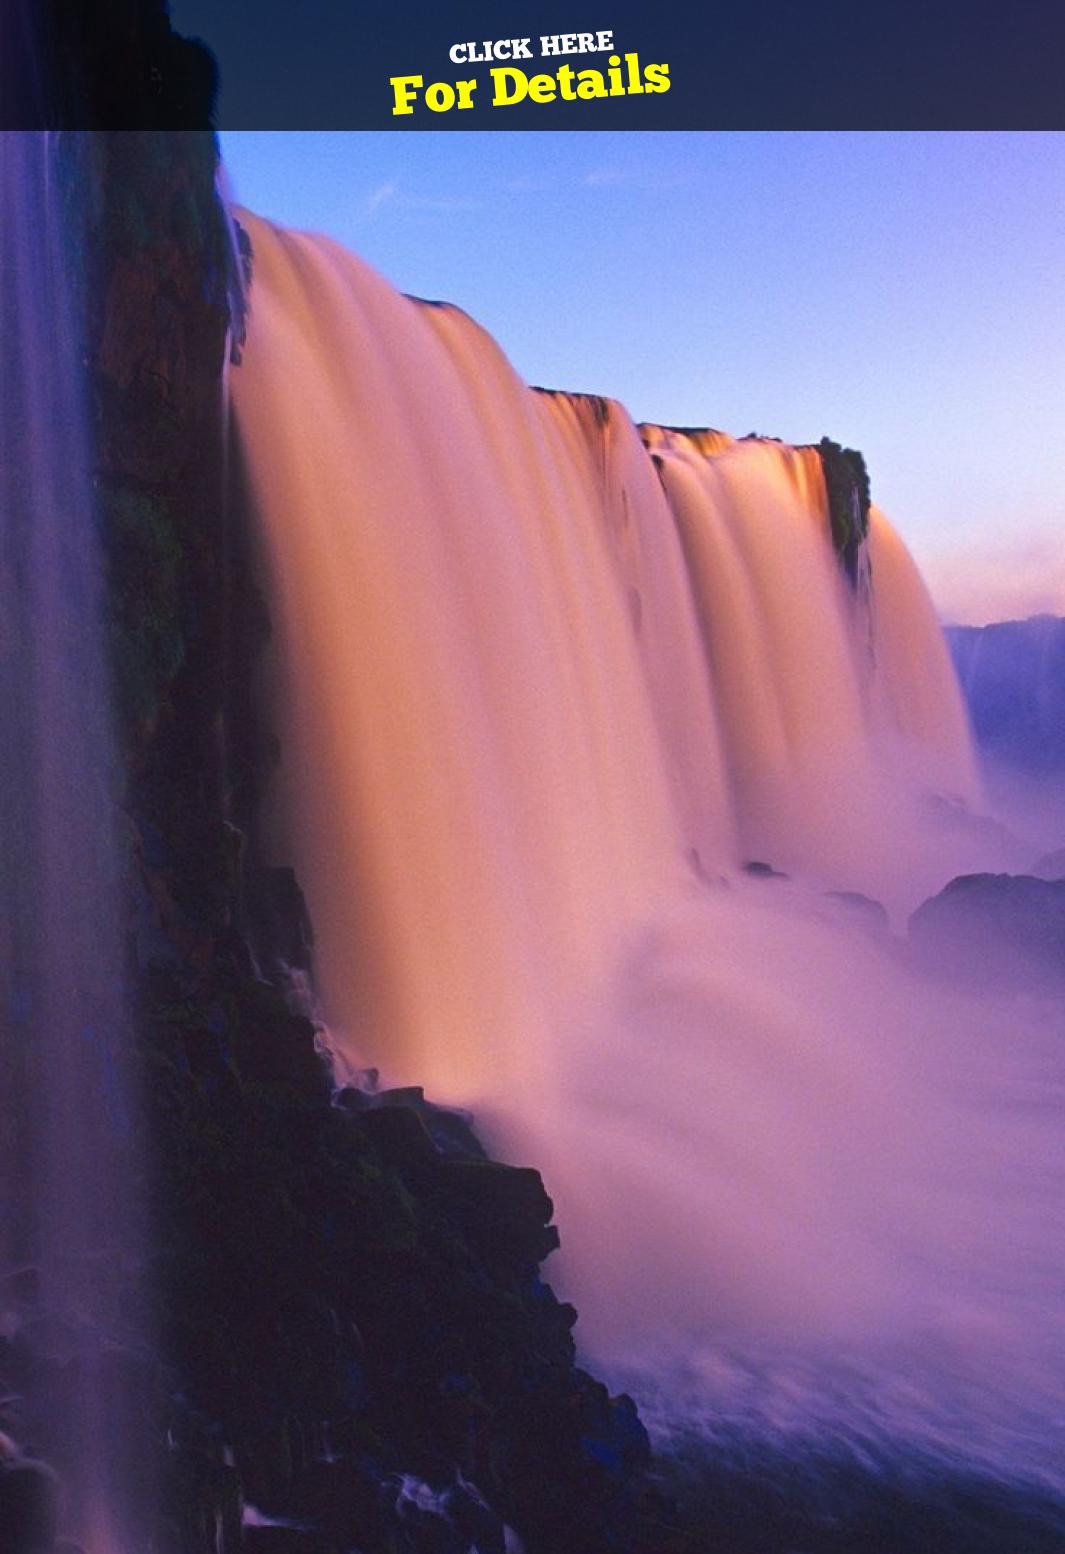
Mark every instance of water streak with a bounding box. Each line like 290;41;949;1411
0;132;148;1552
232;210;1062;1501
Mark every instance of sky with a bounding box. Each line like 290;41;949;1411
221;132;1065;623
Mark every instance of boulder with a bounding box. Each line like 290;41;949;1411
908;873;1065;988
743;860;788;881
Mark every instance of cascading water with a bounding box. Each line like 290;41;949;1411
0;132;149;1551
232;211;1065;1511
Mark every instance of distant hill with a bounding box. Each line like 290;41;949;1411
948;615;1065;775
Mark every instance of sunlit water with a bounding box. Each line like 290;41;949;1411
232;209;1064;1517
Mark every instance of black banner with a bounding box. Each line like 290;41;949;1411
3;0;1064;129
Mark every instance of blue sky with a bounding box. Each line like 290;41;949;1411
221;132;1065;621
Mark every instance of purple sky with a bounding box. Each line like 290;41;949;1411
222;132;1065;622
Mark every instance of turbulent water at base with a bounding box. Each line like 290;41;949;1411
0;134;148;1551
232;211;1065;1514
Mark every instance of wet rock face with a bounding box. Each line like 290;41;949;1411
908;873;1065;989
145;958;650;1553
743;860;789;880
816;438;871;584
15;128;659;1554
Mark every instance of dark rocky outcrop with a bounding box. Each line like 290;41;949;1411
743;860;789;880
143;954;654;1552
815;438;870;584
908;873;1065;989
0;128;671;1554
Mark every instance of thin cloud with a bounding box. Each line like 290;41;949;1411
363;181;398;216
362;180;482;218
583;166;693;191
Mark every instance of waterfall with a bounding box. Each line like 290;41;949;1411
232;211;1065;1497
232;211;979;1085
0;133;148;1552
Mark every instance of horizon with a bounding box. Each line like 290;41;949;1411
221;130;1065;625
